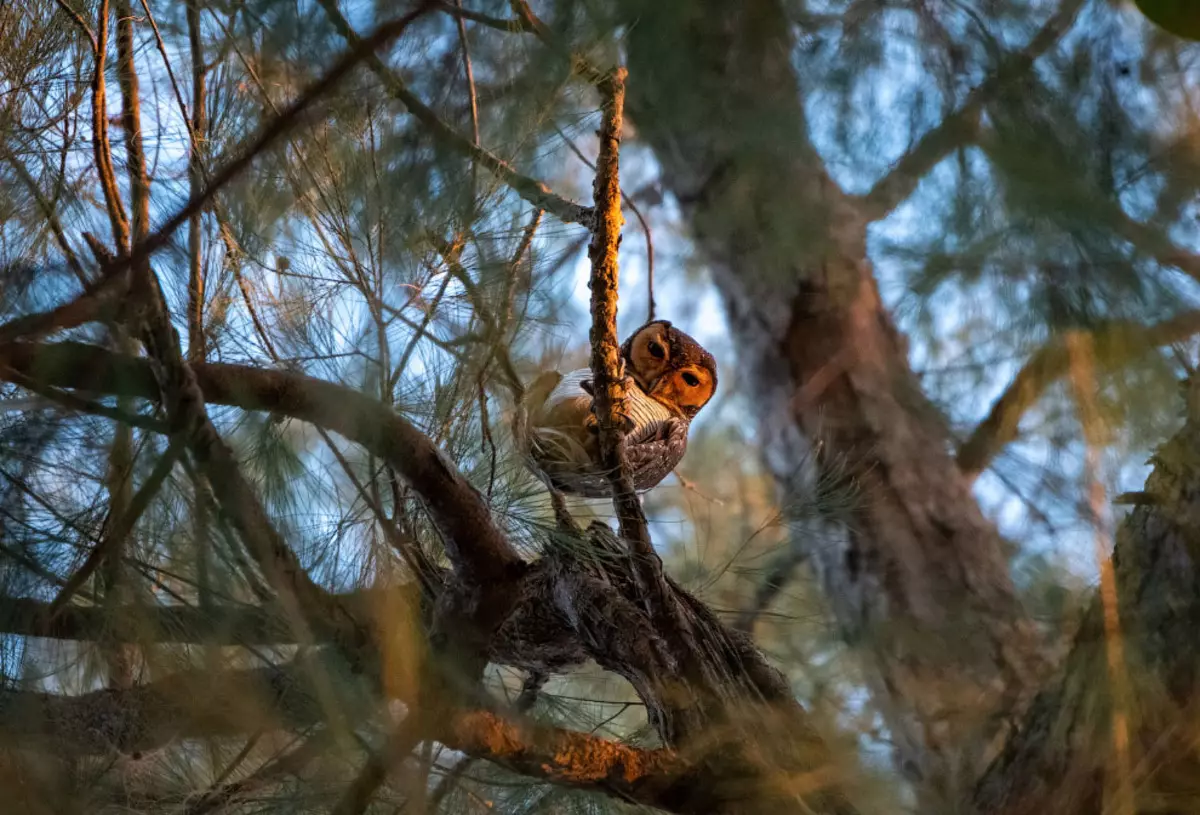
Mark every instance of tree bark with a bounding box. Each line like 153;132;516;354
973;375;1200;813
620;0;1049;805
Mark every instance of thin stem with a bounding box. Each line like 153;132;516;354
1065;332;1134;815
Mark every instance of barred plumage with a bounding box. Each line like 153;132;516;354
520;320;717;498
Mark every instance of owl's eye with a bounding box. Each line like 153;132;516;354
648;341;666;359
682;372;700;387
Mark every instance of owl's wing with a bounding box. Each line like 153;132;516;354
621;417;689;492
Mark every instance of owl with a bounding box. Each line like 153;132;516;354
520;320;717;498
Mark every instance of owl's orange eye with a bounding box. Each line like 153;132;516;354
682;372;700;387
648;341;666;359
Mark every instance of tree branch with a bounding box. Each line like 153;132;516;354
75;3;438;298
0;341;521;588
0;595;309;645
0;662;704;812
973;374;1200;813
0;661;342;755
956;309;1200;480
854;0;1086;222
315;0;592;226
47;437;185;618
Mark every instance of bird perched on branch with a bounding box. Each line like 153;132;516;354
518;319;717;497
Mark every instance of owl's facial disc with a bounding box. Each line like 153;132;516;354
626;322;673;391
649;364;716;418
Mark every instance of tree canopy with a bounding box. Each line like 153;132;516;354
4;1;1200;813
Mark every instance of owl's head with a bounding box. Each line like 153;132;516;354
620;319;717;419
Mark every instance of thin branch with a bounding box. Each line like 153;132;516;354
854;0;1086;221
315;0;592;226
957;308;1200;480
330;716;426;815
186;0;207;361
1065;332;1134;815
553;124;656;321
437;709;682;805
454;0;481;197
0;341;522;587
0;670;693;812
114;0;150;246
508;0;607;85
47;438;186;619
585;69;666;615
109;0;152;691
0;366;167;431
0;595;307;644
90;0;132;252
53;0;98;54
433;0;533;32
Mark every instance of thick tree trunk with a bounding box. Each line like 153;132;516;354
621;0;1047;805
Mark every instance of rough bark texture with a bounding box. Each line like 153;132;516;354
620;0;1048;805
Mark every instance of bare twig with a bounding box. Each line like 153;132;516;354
316;0;592;226
855;0;1086;221
47;438;186;619
553;124;655;321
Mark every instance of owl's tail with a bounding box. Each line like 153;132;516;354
511;370;563;479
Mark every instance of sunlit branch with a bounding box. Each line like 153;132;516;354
585;68;668;614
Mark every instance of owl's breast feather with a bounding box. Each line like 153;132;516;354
547;369;674;439
526;368;683;497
